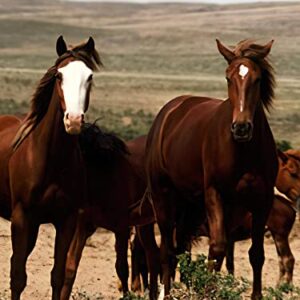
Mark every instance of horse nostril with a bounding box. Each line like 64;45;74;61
66;113;69;119
231;122;237;132
232;122;253;139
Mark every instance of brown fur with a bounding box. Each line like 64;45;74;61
145;39;278;300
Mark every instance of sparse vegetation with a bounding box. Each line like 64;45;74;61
174;253;249;300
263;283;300;300
1;1;300;299
87;108;154;141
276;139;293;151
71;290;104;300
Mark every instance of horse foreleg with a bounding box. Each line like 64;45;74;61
60;212;94;300
115;229;130;296
272;233;294;285
138;223;160;300
51;213;77;300
249;209;269;300
205;186;226;271
130;229;147;293
225;238;235;275
10;203;39;300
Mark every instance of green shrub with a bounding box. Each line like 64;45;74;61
263;283;300;300
276;140;293;152
175;252;249;300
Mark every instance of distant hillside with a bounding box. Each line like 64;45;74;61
0;1;300;144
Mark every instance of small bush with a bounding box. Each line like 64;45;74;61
276;140;293;151
175;252;249;300
263;283;300;300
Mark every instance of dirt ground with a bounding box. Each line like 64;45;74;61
1;217;300;299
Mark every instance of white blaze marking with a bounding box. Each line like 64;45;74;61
240;100;244;112
238;64;249;112
239;64;249;80
58;61;92;116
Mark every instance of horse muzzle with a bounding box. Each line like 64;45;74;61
63;112;84;135
231;122;253;142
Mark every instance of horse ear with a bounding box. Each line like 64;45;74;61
84;37;95;54
216;39;235;64
277;149;289;164
56;35;67;57
258;40;274;59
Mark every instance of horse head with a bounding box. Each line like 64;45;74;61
55;36;100;135
216;39;275;142
277;149;300;209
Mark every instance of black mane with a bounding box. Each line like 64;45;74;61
79;122;129;167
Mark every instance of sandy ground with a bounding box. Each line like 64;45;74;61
1;218;300;299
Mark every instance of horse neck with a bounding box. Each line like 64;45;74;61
31;87;78;162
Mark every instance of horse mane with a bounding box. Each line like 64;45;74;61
79;122;129;168
233;39;276;111
12;43;102;151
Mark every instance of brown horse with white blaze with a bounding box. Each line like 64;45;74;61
145;39;278;300
0;36;101;300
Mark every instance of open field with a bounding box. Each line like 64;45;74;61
0;0;300;143
1;1;300;299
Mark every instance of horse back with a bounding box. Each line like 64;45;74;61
146;95;223;190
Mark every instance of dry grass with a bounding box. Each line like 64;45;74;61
0;0;300;144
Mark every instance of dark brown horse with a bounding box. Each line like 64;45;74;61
145;39;278;300
223;149;300;284
0;36;101;300
60;127;159;300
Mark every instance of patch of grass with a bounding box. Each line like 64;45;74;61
71;290;144;300
71;290;104;300
0;98;28;115
262;283;300;300
276;139;293;151
175;253;249;300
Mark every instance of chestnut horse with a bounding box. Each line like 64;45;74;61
145;39;278;300
131;149;300;290
0;36;101;300
60;127;159;300
224;149;300;284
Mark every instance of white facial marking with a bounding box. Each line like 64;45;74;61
58;61;92;116
239;64;249;80
240;100;244;112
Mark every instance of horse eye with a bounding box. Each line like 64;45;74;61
290;172;298;178
87;74;93;82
